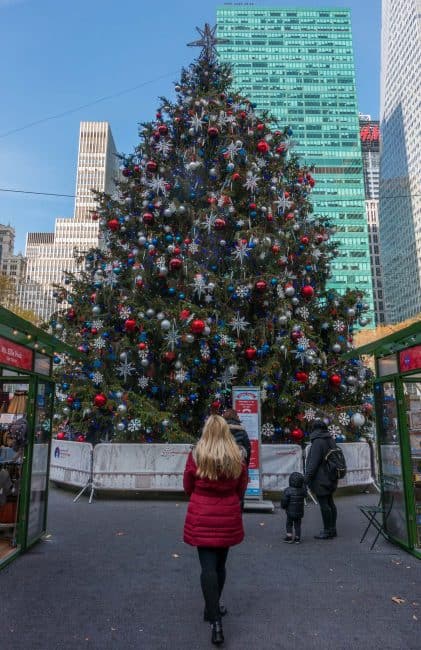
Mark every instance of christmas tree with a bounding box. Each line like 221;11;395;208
52;25;372;444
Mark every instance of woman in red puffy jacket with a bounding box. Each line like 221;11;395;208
183;414;248;646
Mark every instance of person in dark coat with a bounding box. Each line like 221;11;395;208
183;415;248;646
305;420;338;539
222;409;251;466
281;471;307;544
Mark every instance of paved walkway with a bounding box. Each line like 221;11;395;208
0;487;420;649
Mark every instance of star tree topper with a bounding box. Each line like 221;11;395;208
187;24;228;62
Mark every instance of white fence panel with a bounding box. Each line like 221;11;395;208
50;441;93;488
92;443;192;491
261;445;303;490
338;442;373;487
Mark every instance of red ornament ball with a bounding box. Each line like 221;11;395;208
66;396;74;405
255;280;267;293
93;393;107;408
301;285;315;299
107;219;120;231
329;374;342;387
158;124;168;135
190;319;205;335
291;330;303;343
179;309;191;320
257;139;270;154
169;257;183;271
291;427;304;442
272;244;280;254
91;211;99;221
207;126;219;137
245;347;257;360
124;318;137;332
214;218;226;230
138;342;147;350
76;435;86;443
142;212;154;225
57;432;66;440
163;351;176;363
295;371;309;384
300;236;309;245
232;172;241;182
146;160;157;172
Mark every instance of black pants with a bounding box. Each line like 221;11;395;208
318;494;337;532
286;516;302;539
197;547;229;622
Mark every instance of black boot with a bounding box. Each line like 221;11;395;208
329;529;337;538
314;530;332;539
211;621;224;646
204;604;227;622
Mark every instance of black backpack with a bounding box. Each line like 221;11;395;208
324;444;347;480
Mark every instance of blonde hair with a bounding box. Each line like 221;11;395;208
195;415;243;481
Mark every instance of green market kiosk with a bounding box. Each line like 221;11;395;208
353;321;421;559
0;306;79;568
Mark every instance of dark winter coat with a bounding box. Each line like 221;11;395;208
225;417;251;466
281;472;307;519
183;451;248;548
305;427;338;497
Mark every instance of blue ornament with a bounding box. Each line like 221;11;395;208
270;278;278;286
178;292;185;300
165;234;173;243
227;285;234;293
168;287;176;296
250;211;257;218
53;356;61;364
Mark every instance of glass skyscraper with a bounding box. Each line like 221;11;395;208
217;6;374;315
379;0;421;323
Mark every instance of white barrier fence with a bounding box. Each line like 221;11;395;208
50;440;93;488
93;444;190;491
49;441;374;494
261;445;303;490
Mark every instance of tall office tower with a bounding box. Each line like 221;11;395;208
217;6;374;317
359;115;385;325
0;223;27;306
379;0;421;323
19;122;119;321
0;224;15;263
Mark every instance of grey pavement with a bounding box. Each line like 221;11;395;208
0;487;420;650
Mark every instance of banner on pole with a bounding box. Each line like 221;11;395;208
232;386;262;499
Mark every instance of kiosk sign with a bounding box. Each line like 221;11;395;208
0;336;33;371
232;387;261;498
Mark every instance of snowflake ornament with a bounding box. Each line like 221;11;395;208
226;141;239;159
91;320;104;330
175;369;188;383
231;241;251;265
220;334;230;345
128;418;142;432
119;307;132;320
201;344;211;360
274;193;293;214
244;173;259;192
188;242;199;254
189;114;203;132
328;424;342;438
148;176;168;196
164;323;180;351
93;337;107;350
91;371;104;385
236;285;249;299
230;313;250;336
308;371;318;387
138;376;150;389
201;213;216;234
338;412;351;426
304;408;316;421
261;423;275;438
192;274;207;299
297;307;310;320
333;320;346;333
155;139;172;157
117;360;136;382
277;285;285;299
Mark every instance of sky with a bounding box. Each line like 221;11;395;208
0;0;381;253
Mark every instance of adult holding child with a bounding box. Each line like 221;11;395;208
183;415;248;646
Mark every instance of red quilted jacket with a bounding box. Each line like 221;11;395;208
183;451;248;548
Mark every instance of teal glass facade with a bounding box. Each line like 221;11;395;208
216;6;374;314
